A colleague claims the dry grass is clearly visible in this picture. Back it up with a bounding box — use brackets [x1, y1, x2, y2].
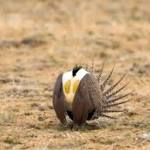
[0, 0, 150, 149]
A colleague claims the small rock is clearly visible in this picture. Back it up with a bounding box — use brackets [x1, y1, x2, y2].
[38, 103, 48, 111]
[138, 133, 150, 141]
[38, 116, 45, 121]
[124, 106, 137, 116]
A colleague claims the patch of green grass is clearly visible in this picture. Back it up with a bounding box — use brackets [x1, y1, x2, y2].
[24, 112, 33, 116]
[28, 123, 41, 130]
[124, 133, 131, 138]
[100, 139, 115, 145]
[57, 124, 69, 131]
[49, 55, 63, 67]
[109, 123, 124, 131]
[0, 112, 16, 125]
[4, 137, 22, 145]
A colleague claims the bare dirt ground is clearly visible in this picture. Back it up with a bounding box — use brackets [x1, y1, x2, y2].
[0, 0, 150, 149]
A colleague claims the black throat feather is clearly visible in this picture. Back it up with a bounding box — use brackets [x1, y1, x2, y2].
[72, 65, 82, 76]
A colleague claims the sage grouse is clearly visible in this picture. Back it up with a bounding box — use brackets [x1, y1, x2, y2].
[53, 65, 130, 126]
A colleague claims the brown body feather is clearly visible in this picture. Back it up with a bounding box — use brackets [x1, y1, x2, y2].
[53, 73, 67, 124]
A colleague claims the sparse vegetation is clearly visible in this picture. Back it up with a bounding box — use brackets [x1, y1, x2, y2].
[0, 0, 150, 149]
[4, 137, 22, 145]
[0, 112, 16, 125]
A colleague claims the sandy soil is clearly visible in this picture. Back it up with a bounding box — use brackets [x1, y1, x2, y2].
[0, 0, 150, 149]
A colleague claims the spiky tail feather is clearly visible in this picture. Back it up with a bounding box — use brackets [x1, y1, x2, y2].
[92, 64, 131, 120]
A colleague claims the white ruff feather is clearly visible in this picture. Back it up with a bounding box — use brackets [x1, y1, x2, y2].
[62, 71, 72, 85]
[62, 68, 89, 109]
